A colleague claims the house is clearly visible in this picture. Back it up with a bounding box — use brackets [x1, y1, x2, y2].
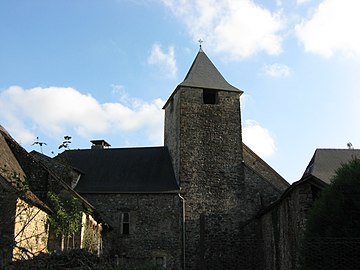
[0, 126, 108, 269]
[54, 48, 289, 270]
[256, 148, 360, 270]
[0, 126, 50, 265]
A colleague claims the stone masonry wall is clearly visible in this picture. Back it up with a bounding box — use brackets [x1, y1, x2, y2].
[259, 182, 315, 270]
[13, 198, 49, 260]
[166, 87, 247, 269]
[82, 193, 183, 270]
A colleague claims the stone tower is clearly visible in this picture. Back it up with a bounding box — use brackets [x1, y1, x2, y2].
[163, 49, 245, 270]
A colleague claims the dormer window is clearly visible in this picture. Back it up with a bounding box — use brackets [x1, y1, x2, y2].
[203, 89, 219, 104]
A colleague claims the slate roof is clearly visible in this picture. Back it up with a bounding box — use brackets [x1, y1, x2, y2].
[243, 143, 289, 191]
[163, 49, 242, 109]
[180, 49, 242, 93]
[303, 148, 360, 184]
[57, 146, 179, 194]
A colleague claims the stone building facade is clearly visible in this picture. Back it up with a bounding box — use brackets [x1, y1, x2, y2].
[53, 49, 288, 270]
[0, 126, 106, 269]
[2, 49, 359, 270]
[82, 193, 182, 268]
[255, 148, 360, 270]
[163, 50, 289, 269]
[1, 49, 297, 269]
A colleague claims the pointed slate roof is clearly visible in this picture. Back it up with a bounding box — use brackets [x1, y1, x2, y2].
[180, 49, 242, 92]
[163, 49, 242, 109]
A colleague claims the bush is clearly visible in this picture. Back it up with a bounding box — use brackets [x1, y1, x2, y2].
[11, 249, 165, 270]
[300, 157, 360, 270]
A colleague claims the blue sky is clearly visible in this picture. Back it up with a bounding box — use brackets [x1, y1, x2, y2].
[1, 0, 360, 183]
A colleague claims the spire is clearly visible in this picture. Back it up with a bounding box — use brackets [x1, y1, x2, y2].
[179, 50, 242, 93]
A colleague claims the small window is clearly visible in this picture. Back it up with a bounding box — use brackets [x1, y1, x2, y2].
[203, 89, 219, 104]
[120, 212, 130, 235]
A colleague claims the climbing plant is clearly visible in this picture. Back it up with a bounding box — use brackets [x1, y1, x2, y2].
[47, 191, 82, 250]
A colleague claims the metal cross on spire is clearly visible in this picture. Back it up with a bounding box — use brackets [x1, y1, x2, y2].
[198, 39, 203, 49]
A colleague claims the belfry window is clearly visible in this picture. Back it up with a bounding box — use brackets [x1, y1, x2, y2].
[120, 212, 130, 235]
[203, 89, 219, 104]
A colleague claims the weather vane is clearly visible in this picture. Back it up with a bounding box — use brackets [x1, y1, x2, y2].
[198, 39, 203, 49]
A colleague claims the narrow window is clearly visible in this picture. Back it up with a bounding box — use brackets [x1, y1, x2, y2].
[203, 89, 219, 104]
[120, 212, 130, 235]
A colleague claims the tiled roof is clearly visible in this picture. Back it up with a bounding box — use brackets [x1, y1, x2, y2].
[57, 146, 179, 193]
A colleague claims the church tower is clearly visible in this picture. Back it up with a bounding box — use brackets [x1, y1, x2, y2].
[164, 49, 245, 269]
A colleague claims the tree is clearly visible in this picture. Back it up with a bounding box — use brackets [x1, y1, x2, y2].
[301, 157, 360, 269]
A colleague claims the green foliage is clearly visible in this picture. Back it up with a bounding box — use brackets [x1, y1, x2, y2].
[47, 191, 82, 239]
[300, 157, 360, 269]
[304, 157, 360, 239]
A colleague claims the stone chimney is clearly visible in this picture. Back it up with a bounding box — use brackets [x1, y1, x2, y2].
[90, 140, 111, 150]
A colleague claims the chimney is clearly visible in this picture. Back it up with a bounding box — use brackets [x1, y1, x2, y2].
[90, 140, 111, 150]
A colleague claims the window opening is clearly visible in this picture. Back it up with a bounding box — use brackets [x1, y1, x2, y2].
[120, 212, 130, 235]
[203, 89, 219, 104]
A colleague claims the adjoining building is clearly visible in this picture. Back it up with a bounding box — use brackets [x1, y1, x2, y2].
[0, 126, 108, 268]
[256, 148, 360, 270]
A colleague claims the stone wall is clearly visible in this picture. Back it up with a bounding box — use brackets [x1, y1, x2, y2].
[165, 87, 245, 269]
[81, 213, 103, 256]
[243, 165, 285, 216]
[81, 193, 183, 270]
[164, 87, 287, 270]
[13, 198, 49, 260]
[259, 180, 318, 270]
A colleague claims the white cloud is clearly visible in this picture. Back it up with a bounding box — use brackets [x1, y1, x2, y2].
[295, 0, 360, 58]
[0, 86, 164, 146]
[264, 63, 290, 77]
[148, 43, 177, 78]
[162, 0, 285, 60]
[243, 120, 276, 158]
[296, 0, 311, 4]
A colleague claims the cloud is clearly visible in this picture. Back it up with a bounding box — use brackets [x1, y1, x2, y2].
[0, 86, 164, 146]
[296, 0, 311, 4]
[295, 0, 360, 58]
[243, 120, 276, 158]
[162, 0, 285, 60]
[263, 63, 290, 77]
[148, 43, 177, 78]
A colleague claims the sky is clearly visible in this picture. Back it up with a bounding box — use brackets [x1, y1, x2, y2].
[1, 0, 360, 183]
